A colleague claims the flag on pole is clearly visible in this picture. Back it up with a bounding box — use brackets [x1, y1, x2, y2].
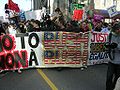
[8, 0, 20, 12]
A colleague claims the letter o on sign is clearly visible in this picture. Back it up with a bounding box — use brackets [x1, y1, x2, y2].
[2, 35, 13, 50]
[28, 33, 39, 48]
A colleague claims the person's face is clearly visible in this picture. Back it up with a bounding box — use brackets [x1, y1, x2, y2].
[82, 22, 86, 28]
[115, 28, 120, 35]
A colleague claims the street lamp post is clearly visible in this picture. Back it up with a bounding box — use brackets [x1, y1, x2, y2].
[31, 0, 32, 10]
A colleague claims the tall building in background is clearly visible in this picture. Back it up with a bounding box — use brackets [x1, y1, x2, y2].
[33, 0, 47, 10]
[32, 0, 120, 19]
[94, 0, 120, 18]
[33, 0, 68, 15]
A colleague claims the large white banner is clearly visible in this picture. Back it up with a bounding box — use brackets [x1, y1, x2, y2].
[0, 31, 109, 71]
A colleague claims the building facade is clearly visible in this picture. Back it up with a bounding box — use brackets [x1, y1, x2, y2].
[32, 0, 120, 19]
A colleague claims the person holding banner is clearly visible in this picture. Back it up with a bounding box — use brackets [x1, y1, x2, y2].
[32, 20, 41, 32]
[105, 22, 120, 90]
[51, 8, 66, 30]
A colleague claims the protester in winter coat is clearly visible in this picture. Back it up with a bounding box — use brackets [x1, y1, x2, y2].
[52, 8, 66, 30]
[80, 21, 91, 33]
[26, 20, 34, 32]
[105, 22, 120, 90]
[32, 20, 41, 32]
[94, 20, 103, 32]
[41, 14, 59, 31]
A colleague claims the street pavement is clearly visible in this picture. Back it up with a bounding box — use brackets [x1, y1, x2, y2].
[0, 64, 107, 90]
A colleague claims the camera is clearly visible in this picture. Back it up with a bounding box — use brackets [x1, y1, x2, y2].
[104, 42, 118, 49]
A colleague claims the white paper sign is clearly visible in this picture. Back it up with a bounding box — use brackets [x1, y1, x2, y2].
[107, 5, 118, 17]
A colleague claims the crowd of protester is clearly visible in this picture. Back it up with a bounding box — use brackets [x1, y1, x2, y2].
[0, 18, 116, 35]
[0, 18, 119, 35]
[0, 8, 120, 35]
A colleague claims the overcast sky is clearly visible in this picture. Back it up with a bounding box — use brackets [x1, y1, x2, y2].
[0, 0, 31, 17]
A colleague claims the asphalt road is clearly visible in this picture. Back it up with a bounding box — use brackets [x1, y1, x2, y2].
[0, 64, 107, 90]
